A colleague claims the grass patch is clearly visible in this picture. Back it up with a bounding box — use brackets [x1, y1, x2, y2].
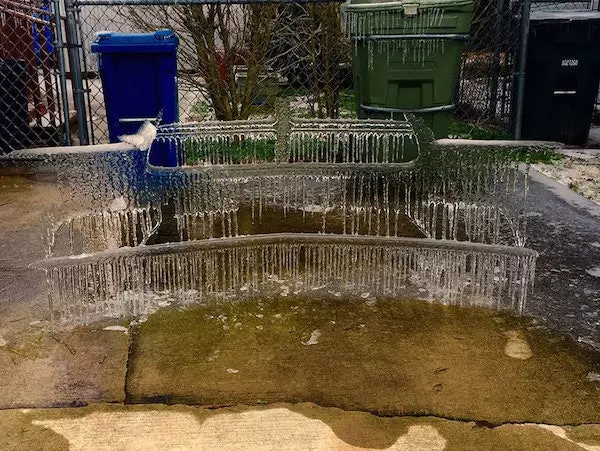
[184, 139, 276, 164]
[283, 86, 309, 98]
[281, 88, 357, 119]
[519, 148, 562, 164]
[192, 101, 212, 121]
[448, 119, 512, 140]
[339, 89, 357, 118]
[448, 119, 562, 164]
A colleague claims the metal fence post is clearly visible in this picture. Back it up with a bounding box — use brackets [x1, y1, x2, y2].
[52, 0, 72, 145]
[513, 0, 531, 139]
[64, 0, 89, 145]
[488, 0, 507, 121]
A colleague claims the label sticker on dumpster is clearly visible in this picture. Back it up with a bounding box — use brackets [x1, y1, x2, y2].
[561, 59, 578, 67]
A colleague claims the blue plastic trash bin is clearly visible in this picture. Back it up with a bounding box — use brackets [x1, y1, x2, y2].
[91, 30, 179, 166]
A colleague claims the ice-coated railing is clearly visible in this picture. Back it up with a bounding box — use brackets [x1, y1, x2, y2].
[33, 115, 556, 264]
[3, 116, 560, 325]
[154, 114, 420, 166]
[148, 114, 538, 247]
[34, 233, 537, 325]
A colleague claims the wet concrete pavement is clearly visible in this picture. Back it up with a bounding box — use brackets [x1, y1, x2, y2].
[524, 169, 600, 350]
[1, 165, 600, 448]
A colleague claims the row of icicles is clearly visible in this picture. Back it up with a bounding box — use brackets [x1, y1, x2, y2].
[40, 114, 536, 324]
[155, 120, 419, 166]
[45, 237, 536, 324]
[48, 164, 528, 258]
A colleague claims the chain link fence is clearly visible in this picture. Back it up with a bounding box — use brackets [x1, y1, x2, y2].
[1, 0, 599, 150]
[77, 0, 525, 145]
[454, 0, 521, 132]
[75, 1, 355, 144]
[0, 0, 67, 152]
[79, 0, 596, 143]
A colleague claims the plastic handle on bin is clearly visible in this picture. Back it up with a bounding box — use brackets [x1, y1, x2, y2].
[94, 32, 111, 43]
[154, 29, 176, 41]
[352, 33, 470, 41]
[403, 3, 419, 16]
[119, 117, 159, 123]
[360, 104, 455, 114]
[344, 1, 416, 10]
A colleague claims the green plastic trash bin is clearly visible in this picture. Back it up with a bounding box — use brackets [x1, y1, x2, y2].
[342, 0, 474, 138]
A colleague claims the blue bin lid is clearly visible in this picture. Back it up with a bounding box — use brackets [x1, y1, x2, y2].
[91, 30, 179, 53]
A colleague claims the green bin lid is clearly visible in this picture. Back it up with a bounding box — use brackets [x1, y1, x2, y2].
[342, 0, 472, 13]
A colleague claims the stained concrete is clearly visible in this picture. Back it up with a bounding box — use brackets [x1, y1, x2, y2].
[125, 298, 600, 425]
[0, 173, 60, 315]
[3, 403, 600, 450]
[0, 174, 128, 408]
[0, 325, 128, 408]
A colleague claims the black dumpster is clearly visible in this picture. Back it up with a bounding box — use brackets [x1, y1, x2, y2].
[520, 10, 600, 145]
[0, 60, 29, 153]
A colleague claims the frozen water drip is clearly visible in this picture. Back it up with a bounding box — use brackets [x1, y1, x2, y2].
[36, 234, 536, 325]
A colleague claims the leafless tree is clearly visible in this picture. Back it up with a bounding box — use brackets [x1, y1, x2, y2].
[125, 3, 349, 121]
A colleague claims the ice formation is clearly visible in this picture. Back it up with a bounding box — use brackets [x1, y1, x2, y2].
[37, 234, 536, 324]
[34, 113, 541, 325]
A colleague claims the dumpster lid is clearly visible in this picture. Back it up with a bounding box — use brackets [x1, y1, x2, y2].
[530, 9, 600, 23]
[342, 0, 472, 14]
[91, 30, 178, 53]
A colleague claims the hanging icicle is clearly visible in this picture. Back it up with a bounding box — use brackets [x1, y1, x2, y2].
[37, 234, 537, 325]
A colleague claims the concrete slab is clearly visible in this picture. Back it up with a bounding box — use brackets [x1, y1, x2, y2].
[3, 403, 600, 450]
[2, 157, 600, 426]
[555, 148, 600, 161]
[587, 126, 600, 147]
[532, 159, 600, 205]
[0, 174, 129, 408]
[0, 326, 129, 408]
[524, 169, 600, 349]
[125, 297, 600, 425]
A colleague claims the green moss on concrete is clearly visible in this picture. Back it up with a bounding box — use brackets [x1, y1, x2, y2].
[125, 296, 600, 425]
[0, 410, 69, 450]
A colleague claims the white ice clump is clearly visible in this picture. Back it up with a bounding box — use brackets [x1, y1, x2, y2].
[302, 330, 321, 346]
[119, 121, 157, 151]
[586, 267, 600, 278]
[103, 325, 128, 334]
[586, 372, 600, 382]
[504, 330, 533, 360]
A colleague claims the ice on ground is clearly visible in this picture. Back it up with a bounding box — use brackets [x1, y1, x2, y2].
[504, 330, 533, 360]
[302, 330, 321, 346]
[103, 325, 128, 334]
